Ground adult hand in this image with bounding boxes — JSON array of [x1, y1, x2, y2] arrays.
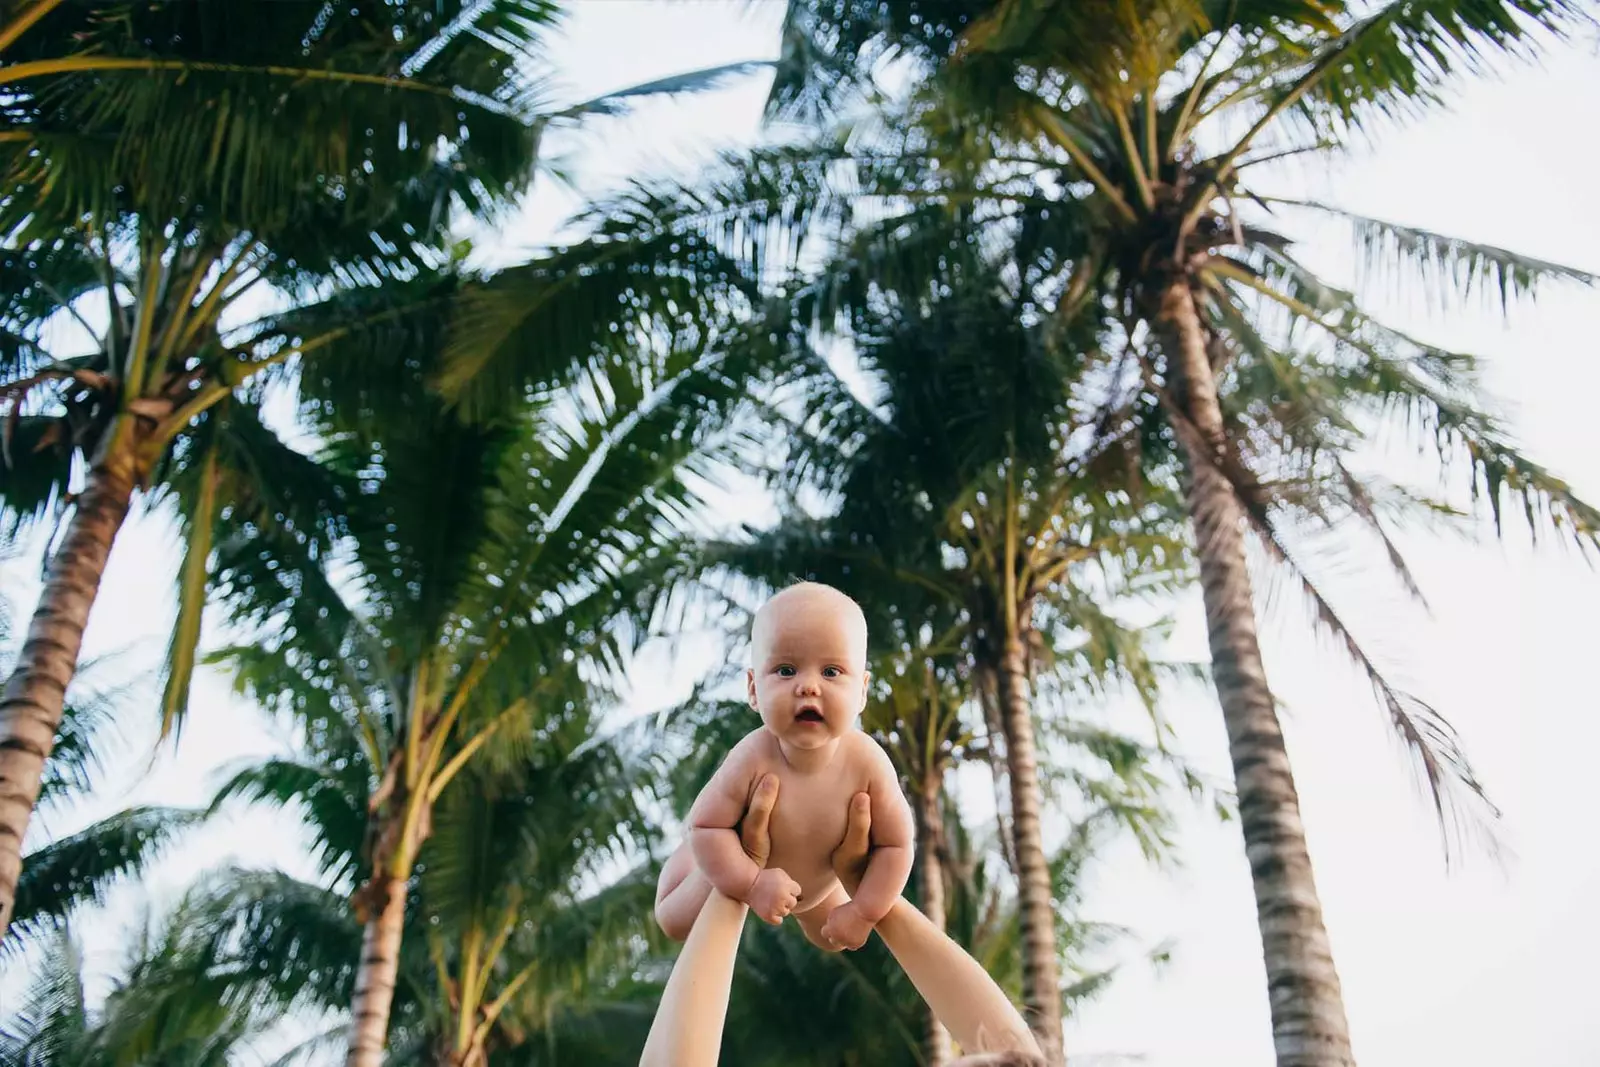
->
[[830, 791, 873, 896], [737, 773, 780, 869]]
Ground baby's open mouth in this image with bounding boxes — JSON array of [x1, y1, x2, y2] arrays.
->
[[796, 708, 825, 723]]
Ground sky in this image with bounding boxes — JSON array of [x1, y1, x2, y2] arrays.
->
[[4, 3, 1600, 1065]]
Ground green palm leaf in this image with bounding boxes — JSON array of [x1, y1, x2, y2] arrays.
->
[[8, 806, 203, 955], [1265, 197, 1599, 308], [210, 758, 368, 884], [0, 928, 89, 1066]]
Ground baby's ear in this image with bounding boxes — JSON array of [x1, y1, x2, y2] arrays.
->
[[746, 667, 758, 708]]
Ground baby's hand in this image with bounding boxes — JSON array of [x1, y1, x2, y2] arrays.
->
[[746, 868, 801, 925], [820, 900, 874, 950]]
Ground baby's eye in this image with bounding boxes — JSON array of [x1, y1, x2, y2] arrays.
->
[[775, 665, 797, 677], [822, 666, 842, 678]]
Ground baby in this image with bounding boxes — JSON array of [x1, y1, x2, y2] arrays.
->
[[654, 582, 914, 951]]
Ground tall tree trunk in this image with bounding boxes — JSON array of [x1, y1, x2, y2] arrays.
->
[[346, 870, 410, 1067], [994, 628, 1064, 1066], [1160, 277, 1356, 1067], [0, 431, 140, 938], [914, 770, 953, 1067]]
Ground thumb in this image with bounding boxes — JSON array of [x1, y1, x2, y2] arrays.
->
[[841, 792, 872, 855], [745, 773, 779, 837]]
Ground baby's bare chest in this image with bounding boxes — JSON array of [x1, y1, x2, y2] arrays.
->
[[755, 754, 872, 907]]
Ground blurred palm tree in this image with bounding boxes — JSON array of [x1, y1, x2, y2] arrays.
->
[[399, 737, 654, 1067], [0, 0, 554, 943], [198, 313, 751, 1063], [0, 916, 292, 1067], [0, 0, 760, 940], [198, 716, 663, 1067]]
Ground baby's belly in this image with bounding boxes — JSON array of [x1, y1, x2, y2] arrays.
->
[[765, 796, 851, 912], [765, 844, 840, 913]]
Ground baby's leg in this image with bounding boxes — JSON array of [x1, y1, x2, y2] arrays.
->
[[654, 840, 713, 942], [793, 884, 851, 953]]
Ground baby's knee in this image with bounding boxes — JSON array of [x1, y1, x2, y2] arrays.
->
[[654, 899, 694, 943]]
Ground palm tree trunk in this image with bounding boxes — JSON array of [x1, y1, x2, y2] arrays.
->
[[346, 870, 409, 1067], [1160, 277, 1356, 1067], [0, 433, 140, 938], [994, 628, 1064, 1066], [915, 771, 953, 1067]]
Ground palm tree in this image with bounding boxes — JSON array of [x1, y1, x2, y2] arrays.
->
[[0, 0, 759, 939], [0, 916, 288, 1066], [199, 717, 663, 1067], [201, 317, 749, 1063], [401, 738, 655, 1067], [691, 259, 1194, 1061], [0, 0, 555, 941], [750, 2, 1600, 1063], [0, 595, 197, 959]]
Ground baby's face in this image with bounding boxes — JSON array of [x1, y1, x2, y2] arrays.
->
[[747, 587, 869, 751]]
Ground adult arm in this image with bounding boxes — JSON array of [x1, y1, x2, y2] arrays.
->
[[831, 794, 1043, 1058], [640, 774, 779, 1067], [638, 889, 749, 1067]]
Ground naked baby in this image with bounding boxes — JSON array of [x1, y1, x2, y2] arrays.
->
[[654, 582, 915, 951]]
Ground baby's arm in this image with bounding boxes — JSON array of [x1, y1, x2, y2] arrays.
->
[[848, 738, 915, 920], [821, 738, 914, 948], [689, 735, 800, 924]]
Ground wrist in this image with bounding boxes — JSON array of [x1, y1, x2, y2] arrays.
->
[[868, 898, 912, 947], [849, 892, 893, 925]]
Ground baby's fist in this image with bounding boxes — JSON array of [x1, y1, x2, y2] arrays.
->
[[747, 868, 801, 925], [820, 900, 874, 950]]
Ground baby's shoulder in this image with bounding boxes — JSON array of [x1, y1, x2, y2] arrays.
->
[[841, 729, 892, 771], [723, 727, 784, 773]]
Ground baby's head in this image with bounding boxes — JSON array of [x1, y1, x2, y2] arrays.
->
[[747, 582, 870, 749], [950, 1055, 1048, 1067]]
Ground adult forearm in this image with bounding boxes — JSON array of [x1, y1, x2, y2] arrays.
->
[[875, 898, 1041, 1057], [639, 890, 749, 1067], [690, 826, 760, 900]]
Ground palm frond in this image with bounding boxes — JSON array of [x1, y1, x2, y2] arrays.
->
[[4, 1, 555, 232], [33, 650, 149, 814], [556, 60, 774, 119], [1268, 197, 1598, 310], [1245, 0, 1587, 142], [9, 806, 203, 954], [210, 758, 367, 883], [1210, 250, 1600, 555], [1167, 401, 1502, 852], [0, 927, 89, 1063], [177, 866, 367, 1017], [0, 413, 75, 541]]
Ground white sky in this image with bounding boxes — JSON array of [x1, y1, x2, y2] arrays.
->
[[4, 4, 1598, 1065]]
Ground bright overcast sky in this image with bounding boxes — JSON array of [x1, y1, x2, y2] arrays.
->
[[6, 4, 1598, 1065]]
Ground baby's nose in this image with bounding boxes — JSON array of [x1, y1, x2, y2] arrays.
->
[[794, 674, 821, 695]]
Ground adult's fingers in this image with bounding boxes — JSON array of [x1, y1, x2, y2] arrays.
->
[[832, 792, 872, 893], [740, 773, 780, 866]]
